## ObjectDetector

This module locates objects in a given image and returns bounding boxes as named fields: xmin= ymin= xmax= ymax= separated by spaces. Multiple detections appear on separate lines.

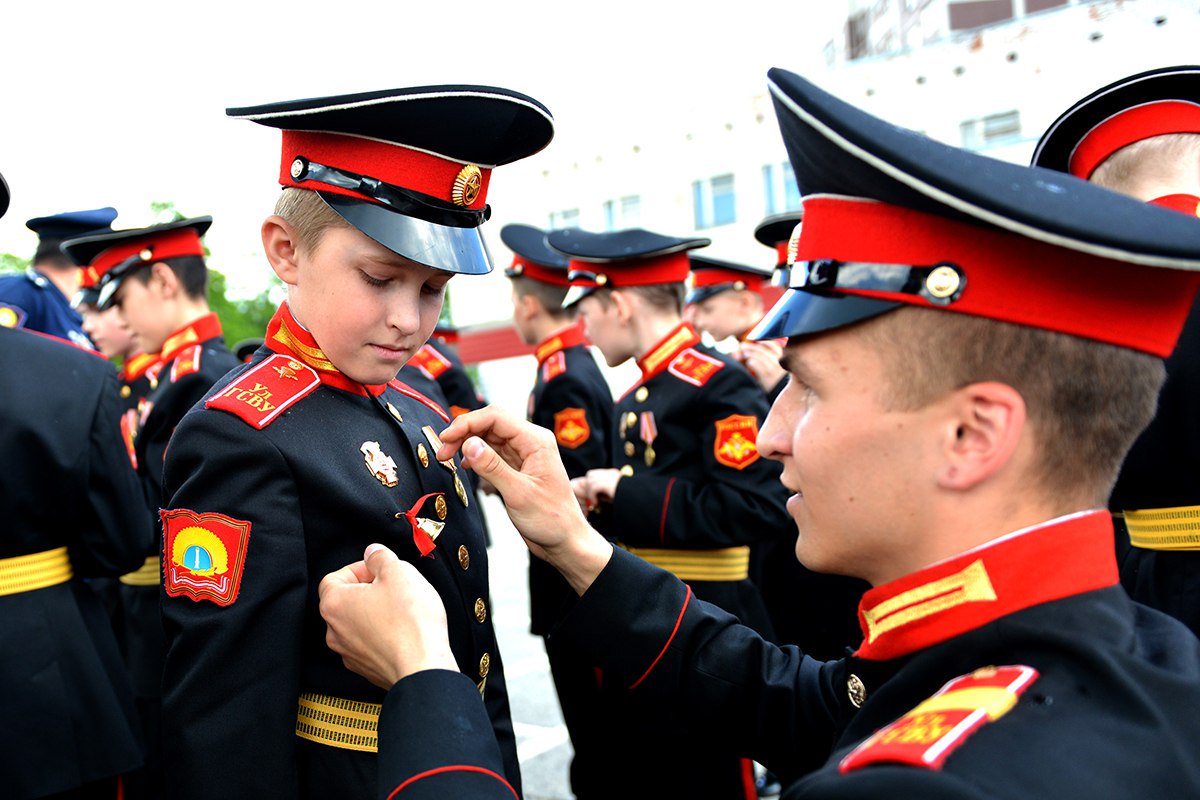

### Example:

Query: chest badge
xmin=397 ymin=492 xmax=447 ymax=558
xmin=422 ymin=425 xmax=457 ymax=473
xmin=639 ymin=412 xmax=658 ymax=467
xmin=361 ymin=441 xmax=399 ymax=488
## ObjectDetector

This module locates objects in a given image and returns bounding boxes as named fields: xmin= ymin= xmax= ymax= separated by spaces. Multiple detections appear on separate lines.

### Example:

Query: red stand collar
xmin=534 ymin=322 xmax=588 ymax=365
xmin=160 ymin=313 xmax=223 ymax=364
xmin=635 ymin=322 xmax=701 ymax=381
xmin=855 ymin=511 xmax=1118 ymax=661
xmin=265 ymin=303 xmax=387 ymax=397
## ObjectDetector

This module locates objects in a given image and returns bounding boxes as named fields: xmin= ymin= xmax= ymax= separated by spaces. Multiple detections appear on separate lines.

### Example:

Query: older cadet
xmin=158 ymin=85 xmax=553 ymax=799
xmin=502 ymin=222 xmax=613 ymax=797
xmin=322 ymin=67 xmax=1200 ymax=799
xmin=554 ymin=226 xmax=786 ymax=799
xmin=1031 ymin=65 xmax=1200 ymax=637
xmin=0 ymin=206 xmax=116 ymax=347
xmin=0 ymin=176 xmax=147 ymax=799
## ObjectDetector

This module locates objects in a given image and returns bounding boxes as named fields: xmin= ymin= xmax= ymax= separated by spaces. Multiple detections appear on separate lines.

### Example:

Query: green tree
xmin=0 ymin=252 xmax=29 ymax=275
xmin=208 ymin=270 xmax=279 ymax=349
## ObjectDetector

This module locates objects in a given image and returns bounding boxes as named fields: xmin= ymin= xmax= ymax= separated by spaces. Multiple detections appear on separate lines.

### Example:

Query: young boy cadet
xmin=0 ymin=176 xmax=148 ymax=800
xmin=554 ymin=226 xmax=787 ymax=799
xmin=319 ymin=67 xmax=1200 ymax=800
xmin=502 ymin=221 xmax=613 ymax=797
xmin=63 ymin=216 xmax=240 ymax=799
xmin=1031 ymin=65 xmax=1200 ymax=637
xmin=157 ymin=85 xmax=553 ymax=799
xmin=0 ymin=206 xmax=116 ymax=347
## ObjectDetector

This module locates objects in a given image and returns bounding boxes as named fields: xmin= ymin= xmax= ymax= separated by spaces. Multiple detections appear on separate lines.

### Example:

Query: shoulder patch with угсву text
xmin=838 ymin=665 xmax=1039 ymax=773
xmin=205 ymin=354 xmax=320 ymax=429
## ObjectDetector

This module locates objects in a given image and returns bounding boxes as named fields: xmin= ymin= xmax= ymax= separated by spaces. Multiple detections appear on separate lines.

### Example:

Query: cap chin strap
xmin=291 ymin=157 xmax=489 ymax=228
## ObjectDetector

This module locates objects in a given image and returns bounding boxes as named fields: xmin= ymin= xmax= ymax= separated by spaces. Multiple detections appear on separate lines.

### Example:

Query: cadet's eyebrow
xmin=780 ymin=349 xmax=817 ymax=385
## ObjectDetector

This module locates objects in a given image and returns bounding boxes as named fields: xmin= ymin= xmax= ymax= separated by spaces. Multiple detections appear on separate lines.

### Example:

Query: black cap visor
xmin=748 ymin=289 xmax=900 ymax=341
xmin=320 ymin=192 xmax=492 ymax=276
xmin=685 ymin=283 xmax=738 ymax=306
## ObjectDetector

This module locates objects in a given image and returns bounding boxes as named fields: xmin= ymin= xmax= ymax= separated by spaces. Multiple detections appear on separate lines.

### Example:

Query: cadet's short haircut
xmin=511 ymin=276 xmax=573 ymax=320
xmin=859 ymin=306 xmax=1164 ymax=506
xmin=126 ymin=254 xmax=209 ymax=300
xmin=1090 ymin=133 xmax=1200 ymax=195
xmin=587 ymin=284 xmax=685 ymax=315
xmin=32 ymin=238 xmax=72 ymax=270
xmin=274 ymin=187 xmax=352 ymax=254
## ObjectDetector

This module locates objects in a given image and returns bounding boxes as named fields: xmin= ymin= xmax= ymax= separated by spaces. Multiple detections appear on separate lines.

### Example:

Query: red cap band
xmin=798 ymin=196 xmax=1200 ymax=356
xmin=509 ymin=255 xmax=571 ymax=286
xmin=280 ymin=130 xmax=491 ymax=210
xmin=1150 ymin=193 xmax=1200 ymax=217
xmin=91 ymin=228 xmax=206 ymax=276
xmin=1069 ymin=100 xmax=1200 ymax=179
xmin=691 ymin=267 xmax=765 ymax=292
xmin=567 ymin=251 xmax=691 ymax=288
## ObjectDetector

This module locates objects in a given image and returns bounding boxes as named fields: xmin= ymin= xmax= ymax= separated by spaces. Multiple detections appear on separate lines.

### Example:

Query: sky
xmin=0 ymin=1 xmax=838 ymax=299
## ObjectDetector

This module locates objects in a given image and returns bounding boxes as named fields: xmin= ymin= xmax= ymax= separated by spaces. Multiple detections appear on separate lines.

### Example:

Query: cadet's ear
xmin=610 ymin=288 xmax=636 ymax=323
xmin=261 ymin=215 xmax=302 ymax=286
xmin=148 ymin=262 xmax=180 ymax=298
xmin=936 ymin=381 xmax=1026 ymax=491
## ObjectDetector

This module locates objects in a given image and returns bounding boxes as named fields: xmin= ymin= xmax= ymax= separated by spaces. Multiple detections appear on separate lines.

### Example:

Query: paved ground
xmin=483 ymin=492 xmax=575 ymax=800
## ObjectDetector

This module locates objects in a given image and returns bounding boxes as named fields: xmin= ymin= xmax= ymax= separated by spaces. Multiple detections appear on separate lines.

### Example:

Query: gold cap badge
xmin=451 ymin=164 xmax=482 ymax=207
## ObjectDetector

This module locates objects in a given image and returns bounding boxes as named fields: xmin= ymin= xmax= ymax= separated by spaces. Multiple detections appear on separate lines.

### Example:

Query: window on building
xmin=693 ymin=174 xmax=736 ymax=229
xmin=959 ymin=110 xmax=1021 ymax=150
xmin=603 ymin=195 xmax=642 ymax=231
xmin=549 ymin=208 xmax=580 ymax=229
xmin=948 ymin=0 xmax=1015 ymax=31
xmin=763 ymin=162 xmax=802 ymax=216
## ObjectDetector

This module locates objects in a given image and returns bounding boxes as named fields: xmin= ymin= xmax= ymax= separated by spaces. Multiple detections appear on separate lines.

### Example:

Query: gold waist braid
xmin=296 ymin=679 xmax=490 ymax=753
xmin=0 ymin=547 xmax=73 ymax=596
xmin=622 ymin=545 xmax=750 ymax=581
xmin=119 ymin=555 xmax=161 ymax=586
xmin=296 ymin=693 xmax=381 ymax=753
xmin=1122 ymin=505 xmax=1200 ymax=551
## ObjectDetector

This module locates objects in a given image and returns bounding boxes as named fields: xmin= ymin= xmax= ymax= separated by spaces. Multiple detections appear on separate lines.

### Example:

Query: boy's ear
xmin=935 ymin=381 xmax=1026 ymax=492
xmin=610 ymin=288 xmax=635 ymax=323
xmin=148 ymin=261 xmax=180 ymax=298
xmin=261 ymin=215 xmax=302 ymax=286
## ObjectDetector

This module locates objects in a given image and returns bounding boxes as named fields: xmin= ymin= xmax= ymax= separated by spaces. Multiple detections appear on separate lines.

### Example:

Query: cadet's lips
xmin=370 ymin=343 xmax=409 ymax=362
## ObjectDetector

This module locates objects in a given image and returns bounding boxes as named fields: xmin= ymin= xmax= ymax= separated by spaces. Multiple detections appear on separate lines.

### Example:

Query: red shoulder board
xmin=161 ymin=508 xmax=252 ymax=607
xmin=388 ymin=379 xmax=452 ymax=423
xmin=554 ymin=407 xmax=591 ymax=449
xmin=205 ymin=354 xmax=320 ymax=430
xmin=541 ymin=351 xmax=567 ymax=383
xmin=839 ymin=665 xmax=1039 ymax=773
xmin=667 ymin=347 xmax=724 ymax=387
xmin=169 ymin=345 xmax=203 ymax=382
xmin=713 ymin=414 xmax=761 ymax=470
xmin=411 ymin=344 xmax=453 ymax=380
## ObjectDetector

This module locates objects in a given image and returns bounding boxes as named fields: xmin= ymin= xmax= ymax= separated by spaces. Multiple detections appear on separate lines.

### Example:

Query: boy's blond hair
xmin=274 ymin=188 xmax=352 ymax=254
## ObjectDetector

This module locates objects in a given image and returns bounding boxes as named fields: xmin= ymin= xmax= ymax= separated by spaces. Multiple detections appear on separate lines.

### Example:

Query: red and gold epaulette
xmin=169 ymin=345 xmax=203 ymax=382
xmin=667 ymin=347 xmax=724 ymax=387
xmin=205 ymin=354 xmax=320 ymax=430
xmin=410 ymin=344 xmax=453 ymax=380
xmin=839 ymin=665 xmax=1038 ymax=773
xmin=388 ymin=379 xmax=451 ymax=423
xmin=541 ymin=350 xmax=567 ymax=383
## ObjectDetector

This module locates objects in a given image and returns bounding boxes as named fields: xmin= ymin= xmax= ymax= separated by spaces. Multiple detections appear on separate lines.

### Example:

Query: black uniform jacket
xmin=160 ymin=302 xmax=518 ymax=799
xmin=122 ymin=314 xmax=240 ymax=697
xmin=381 ymin=510 xmax=1200 ymax=798
xmin=377 ymin=670 xmax=519 ymax=800
xmin=527 ymin=323 xmax=612 ymax=635
xmin=1110 ymin=297 xmax=1200 ymax=636
xmin=597 ymin=322 xmax=788 ymax=634
xmin=0 ymin=326 xmax=146 ymax=798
